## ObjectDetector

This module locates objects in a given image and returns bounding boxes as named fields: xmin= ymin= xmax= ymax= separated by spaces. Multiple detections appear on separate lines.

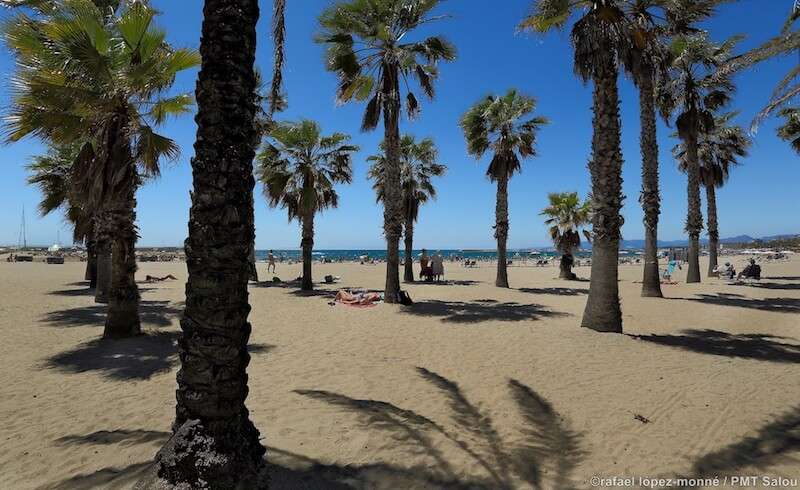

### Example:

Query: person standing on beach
xmin=267 ymin=250 xmax=276 ymax=273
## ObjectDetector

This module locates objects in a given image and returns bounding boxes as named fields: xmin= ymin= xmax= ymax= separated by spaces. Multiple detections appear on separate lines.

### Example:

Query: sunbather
xmin=334 ymin=289 xmax=381 ymax=306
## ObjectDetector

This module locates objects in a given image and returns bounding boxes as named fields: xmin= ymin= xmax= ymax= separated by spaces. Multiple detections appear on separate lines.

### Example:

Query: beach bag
xmin=399 ymin=290 xmax=414 ymax=306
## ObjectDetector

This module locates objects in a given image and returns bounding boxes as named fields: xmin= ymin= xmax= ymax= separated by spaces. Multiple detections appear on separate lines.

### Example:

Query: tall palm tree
xmin=258 ymin=120 xmax=357 ymax=291
xmin=625 ymin=1 xmax=670 ymax=298
xmin=664 ymin=33 xmax=738 ymax=283
xmin=26 ymin=143 xmax=101 ymax=288
xmin=143 ymin=0 xmax=265 ymax=487
xmin=2 ymin=0 xmax=198 ymax=337
xmin=522 ymin=1 xmax=630 ymax=332
xmin=368 ymin=135 xmax=446 ymax=282
xmin=675 ymin=112 xmax=750 ymax=276
xmin=317 ymin=0 xmax=455 ymax=303
xmin=460 ymin=89 xmax=548 ymax=288
xmin=541 ymin=192 xmax=592 ymax=280
xmin=624 ymin=0 xmax=730 ymax=296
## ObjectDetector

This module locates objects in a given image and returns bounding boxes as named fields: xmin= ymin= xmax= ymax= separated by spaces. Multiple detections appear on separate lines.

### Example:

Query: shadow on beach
xmin=43 ymin=300 xmax=183 ymax=329
xmin=289 ymin=367 xmax=585 ymax=489
xmin=403 ymin=300 xmax=569 ymax=324
xmin=675 ymin=405 xmax=800 ymax=488
xmin=675 ymin=294 xmax=800 ymax=314
xmin=629 ymin=329 xmax=800 ymax=364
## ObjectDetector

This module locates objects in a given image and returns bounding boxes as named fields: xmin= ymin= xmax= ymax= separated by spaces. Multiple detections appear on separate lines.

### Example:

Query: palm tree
xmin=663 ymin=33 xmax=738 ymax=283
xmin=625 ymin=1 xmax=670 ymax=298
xmin=258 ymin=120 xmax=357 ymax=291
xmin=143 ymin=0 xmax=266 ymax=487
xmin=778 ymin=107 xmax=800 ymax=153
xmin=623 ymin=0 xmax=730 ymax=296
xmin=3 ymin=0 xmax=198 ymax=337
xmin=460 ymin=89 xmax=548 ymax=288
xmin=541 ymin=192 xmax=592 ymax=280
xmin=674 ymin=112 xmax=751 ymax=276
xmin=521 ymin=1 xmax=630 ymax=332
xmin=268 ymin=0 xmax=286 ymax=119
xmin=317 ymin=0 xmax=455 ymax=303
xmin=718 ymin=7 xmax=799 ymax=154
xmin=26 ymin=143 xmax=101 ymax=288
xmin=368 ymin=135 xmax=446 ymax=282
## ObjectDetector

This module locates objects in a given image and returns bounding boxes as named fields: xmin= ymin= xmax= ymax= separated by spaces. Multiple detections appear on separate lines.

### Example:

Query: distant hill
xmin=611 ymin=233 xmax=798 ymax=249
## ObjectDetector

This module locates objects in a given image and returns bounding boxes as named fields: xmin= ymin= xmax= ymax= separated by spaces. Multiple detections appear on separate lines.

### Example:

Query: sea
xmin=253 ymin=249 xmax=629 ymax=262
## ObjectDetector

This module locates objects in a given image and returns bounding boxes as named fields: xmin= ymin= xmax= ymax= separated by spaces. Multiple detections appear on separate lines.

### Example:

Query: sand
xmin=0 ymin=255 xmax=798 ymax=489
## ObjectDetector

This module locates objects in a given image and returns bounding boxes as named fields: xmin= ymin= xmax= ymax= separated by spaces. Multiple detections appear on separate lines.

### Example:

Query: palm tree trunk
xmin=94 ymin=213 xmax=112 ymax=304
xmin=143 ymin=1 xmax=265 ymax=487
xmin=301 ymin=213 xmax=314 ymax=291
xmin=103 ymin=182 xmax=141 ymax=339
xmin=685 ymin=128 xmax=703 ymax=283
xmin=86 ymin=231 xmax=98 ymax=289
xmin=638 ymin=69 xmax=664 ymax=298
xmin=581 ymin=55 xmax=623 ymax=333
xmin=559 ymin=252 xmax=574 ymax=280
xmin=382 ymin=63 xmax=403 ymax=303
xmin=403 ymin=215 xmax=414 ymax=283
xmin=495 ymin=172 xmax=509 ymax=288
xmin=706 ymin=182 xmax=719 ymax=277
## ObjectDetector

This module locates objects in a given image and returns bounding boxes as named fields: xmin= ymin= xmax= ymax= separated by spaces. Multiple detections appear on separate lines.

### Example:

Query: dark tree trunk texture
xmin=495 ymin=172 xmax=510 ymax=288
xmin=684 ymin=127 xmax=703 ymax=284
xmin=559 ymin=252 xmax=575 ymax=280
xmin=85 ymin=231 xmax=98 ymax=289
xmin=94 ymin=213 xmax=112 ymax=304
xmin=382 ymin=63 xmax=403 ymax=303
xmin=581 ymin=54 xmax=624 ymax=333
xmin=142 ymin=0 xmax=265 ymax=487
xmin=637 ymin=69 xmax=664 ymax=298
xmin=104 ymin=175 xmax=141 ymax=339
xmin=102 ymin=114 xmax=141 ymax=339
xmin=706 ymin=182 xmax=719 ymax=277
xmin=403 ymin=214 xmax=414 ymax=283
xmin=301 ymin=213 xmax=314 ymax=291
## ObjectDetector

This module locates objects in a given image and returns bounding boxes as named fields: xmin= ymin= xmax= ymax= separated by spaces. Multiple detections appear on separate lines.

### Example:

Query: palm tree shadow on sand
xmin=629 ymin=329 xmax=800 ymax=364
xmin=286 ymin=367 xmax=585 ymax=489
xmin=671 ymin=405 xmax=800 ymax=488
xmin=402 ymin=300 xmax=569 ymax=324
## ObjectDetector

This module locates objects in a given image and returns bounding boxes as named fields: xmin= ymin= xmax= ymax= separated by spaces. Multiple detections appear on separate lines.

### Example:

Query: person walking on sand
xmin=267 ymin=250 xmax=276 ymax=274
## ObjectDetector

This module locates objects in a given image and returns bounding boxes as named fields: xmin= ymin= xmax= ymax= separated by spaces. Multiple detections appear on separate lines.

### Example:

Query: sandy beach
xmin=0 ymin=256 xmax=798 ymax=489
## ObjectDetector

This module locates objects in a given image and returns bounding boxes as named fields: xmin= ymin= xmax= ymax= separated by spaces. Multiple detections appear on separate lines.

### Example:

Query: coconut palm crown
xmin=258 ymin=119 xmax=357 ymax=290
xmin=317 ymin=0 xmax=455 ymax=303
xmin=2 ymin=0 xmax=199 ymax=336
xmin=461 ymin=89 xmax=548 ymax=288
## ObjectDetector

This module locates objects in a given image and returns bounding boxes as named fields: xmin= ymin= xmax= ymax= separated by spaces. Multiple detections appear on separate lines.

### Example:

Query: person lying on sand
xmin=145 ymin=274 xmax=177 ymax=283
xmin=333 ymin=289 xmax=381 ymax=307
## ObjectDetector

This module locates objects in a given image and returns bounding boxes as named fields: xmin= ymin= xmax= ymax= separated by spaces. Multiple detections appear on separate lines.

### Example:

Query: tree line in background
xmin=1 ymin=0 xmax=797 ymax=487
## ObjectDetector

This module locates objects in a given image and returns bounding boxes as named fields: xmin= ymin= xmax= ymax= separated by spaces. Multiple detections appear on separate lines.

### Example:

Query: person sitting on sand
xmin=431 ymin=252 xmax=444 ymax=282
xmin=145 ymin=274 xmax=177 ymax=283
xmin=738 ymin=259 xmax=761 ymax=280
xmin=267 ymin=250 xmax=276 ymax=273
xmin=715 ymin=262 xmax=736 ymax=280
xmin=334 ymin=289 xmax=381 ymax=306
xmin=420 ymin=249 xmax=433 ymax=281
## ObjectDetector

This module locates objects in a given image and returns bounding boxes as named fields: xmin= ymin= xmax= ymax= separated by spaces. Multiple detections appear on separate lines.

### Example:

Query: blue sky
xmin=0 ymin=0 xmax=797 ymax=249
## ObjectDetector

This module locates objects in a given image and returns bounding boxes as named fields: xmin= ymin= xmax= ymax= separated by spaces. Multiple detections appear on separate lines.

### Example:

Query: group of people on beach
xmin=419 ymin=249 xmax=445 ymax=282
